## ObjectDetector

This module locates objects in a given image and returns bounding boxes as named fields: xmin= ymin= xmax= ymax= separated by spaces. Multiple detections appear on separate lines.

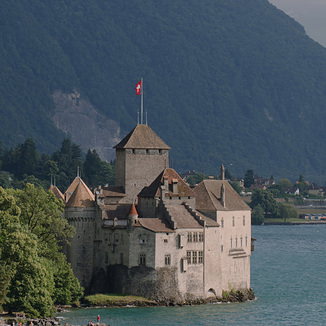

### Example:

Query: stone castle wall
xmin=65 ymin=207 xmax=95 ymax=291
xmin=115 ymin=149 xmax=169 ymax=202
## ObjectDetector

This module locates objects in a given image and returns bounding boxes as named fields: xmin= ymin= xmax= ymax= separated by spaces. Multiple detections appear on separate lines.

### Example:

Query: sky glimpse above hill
xmin=269 ymin=0 xmax=326 ymax=47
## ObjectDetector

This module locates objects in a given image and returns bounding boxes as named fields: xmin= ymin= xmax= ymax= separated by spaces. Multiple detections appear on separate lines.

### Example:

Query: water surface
xmin=57 ymin=225 xmax=326 ymax=325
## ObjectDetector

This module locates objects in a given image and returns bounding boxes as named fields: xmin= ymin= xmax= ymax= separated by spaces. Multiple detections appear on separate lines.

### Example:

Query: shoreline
xmin=0 ymin=289 xmax=255 ymax=326
xmin=264 ymin=221 xmax=326 ymax=225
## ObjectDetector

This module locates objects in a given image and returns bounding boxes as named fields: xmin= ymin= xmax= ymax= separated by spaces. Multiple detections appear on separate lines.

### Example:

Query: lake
xmin=57 ymin=225 xmax=326 ymax=325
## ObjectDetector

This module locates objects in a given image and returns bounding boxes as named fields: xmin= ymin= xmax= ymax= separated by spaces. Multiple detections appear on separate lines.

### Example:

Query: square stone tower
xmin=114 ymin=124 xmax=171 ymax=202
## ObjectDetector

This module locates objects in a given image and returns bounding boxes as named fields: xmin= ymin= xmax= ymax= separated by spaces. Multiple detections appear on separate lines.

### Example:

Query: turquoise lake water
xmin=57 ymin=225 xmax=326 ymax=325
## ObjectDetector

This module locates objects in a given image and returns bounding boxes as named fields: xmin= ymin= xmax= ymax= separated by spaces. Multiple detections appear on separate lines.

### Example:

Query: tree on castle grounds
xmin=0 ymin=185 xmax=83 ymax=317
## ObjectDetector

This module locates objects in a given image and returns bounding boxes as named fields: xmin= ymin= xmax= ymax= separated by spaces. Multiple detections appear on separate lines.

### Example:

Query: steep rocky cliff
xmin=52 ymin=90 xmax=121 ymax=161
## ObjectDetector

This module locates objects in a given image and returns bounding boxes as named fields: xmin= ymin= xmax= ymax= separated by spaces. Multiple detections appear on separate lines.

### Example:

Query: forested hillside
xmin=1 ymin=0 xmax=326 ymax=182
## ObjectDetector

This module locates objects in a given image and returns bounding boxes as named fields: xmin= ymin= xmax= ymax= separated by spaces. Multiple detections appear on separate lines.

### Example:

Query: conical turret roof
xmin=114 ymin=124 xmax=171 ymax=150
xmin=66 ymin=181 xmax=95 ymax=208
xmin=48 ymin=185 xmax=64 ymax=201
xmin=128 ymin=203 xmax=138 ymax=216
xmin=64 ymin=176 xmax=94 ymax=203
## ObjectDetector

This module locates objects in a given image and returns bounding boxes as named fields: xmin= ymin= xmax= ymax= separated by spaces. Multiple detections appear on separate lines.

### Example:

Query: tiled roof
xmin=101 ymin=204 xmax=133 ymax=220
xmin=194 ymin=180 xmax=250 ymax=211
xmin=166 ymin=205 xmax=218 ymax=228
xmin=138 ymin=168 xmax=196 ymax=198
xmin=66 ymin=182 xmax=95 ymax=208
xmin=114 ymin=124 xmax=171 ymax=150
xmin=65 ymin=177 xmax=94 ymax=202
xmin=48 ymin=185 xmax=64 ymax=201
xmin=138 ymin=217 xmax=174 ymax=233
xmin=167 ymin=205 xmax=203 ymax=228
xmin=97 ymin=186 xmax=126 ymax=198
xmin=128 ymin=204 xmax=138 ymax=216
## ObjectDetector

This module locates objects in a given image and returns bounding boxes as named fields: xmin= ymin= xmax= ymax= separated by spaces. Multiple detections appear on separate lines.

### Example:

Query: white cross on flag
xmin=135 ymin=80 xmax=142 ymax=95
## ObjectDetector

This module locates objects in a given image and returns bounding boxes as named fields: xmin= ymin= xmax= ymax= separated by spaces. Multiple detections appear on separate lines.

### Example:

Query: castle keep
xmin=59 ymin=124 xmax=252 ymax=303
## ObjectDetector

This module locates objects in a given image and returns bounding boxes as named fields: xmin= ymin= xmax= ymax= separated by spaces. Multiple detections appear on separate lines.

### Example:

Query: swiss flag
xmin=135 ymin=80 xmax=142 ymax=95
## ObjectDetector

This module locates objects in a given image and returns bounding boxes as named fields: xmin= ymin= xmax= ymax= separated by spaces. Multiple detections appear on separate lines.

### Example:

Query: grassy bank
xmin=83 ymin=294 xmax=157 ymax=307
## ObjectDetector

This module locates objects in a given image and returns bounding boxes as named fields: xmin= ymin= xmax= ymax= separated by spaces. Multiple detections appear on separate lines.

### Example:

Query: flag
xmin=135 ymin=80 xmax=142 ymax=95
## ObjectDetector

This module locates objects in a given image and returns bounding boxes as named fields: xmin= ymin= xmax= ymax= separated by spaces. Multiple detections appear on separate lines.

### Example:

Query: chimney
xmin=220 ymin=164 xmax=225 ymax=180
xmin=163 ymin=176 xmax=169 ymax=192
xmin=221 ymin=183 xmax=226 ymax=207
xmin=172 ymin=179 xmax=178 ymax=194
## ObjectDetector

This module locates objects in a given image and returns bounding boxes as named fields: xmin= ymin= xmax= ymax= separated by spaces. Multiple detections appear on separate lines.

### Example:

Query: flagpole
xmin=141 ymin=77 xmax=143 ymax=124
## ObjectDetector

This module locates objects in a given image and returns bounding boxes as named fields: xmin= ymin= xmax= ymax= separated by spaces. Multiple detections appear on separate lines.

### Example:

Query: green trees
xmin=278 ymin=178 xmax=292 ymax=192
xmin=276 ymin=203 xmax=299 ymax=223
xmin=84 ymin=149 xmax=114 ymax=189
xmin=0 ymin=138 xmax=115 ymax=191
xmin=251 ymin=205 xmax=265 ymax=225
xmin=3 ymin=0 xmax=326 ymax=180
xmin=244 ymin=169 xmax=254 ymax=189
xmin=0 ymin=185 xmax=83 ymax=317
xmin=186 ymin=173 xmax=206 ymax=187
xmin=229 ymin=181 xmax=241 ymax=194
xmin=250 ymin=187 xmax=299 ymax=222
xmin=250 ymin=188 xmax=277 ymax=217
xmin=296 ymin=175 xmax=309 ymax=196
xmin=52 ymin=139 xmax=84 ymax=190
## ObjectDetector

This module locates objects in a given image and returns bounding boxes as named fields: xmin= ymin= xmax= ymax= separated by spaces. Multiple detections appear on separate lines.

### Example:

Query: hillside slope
xmin=1 ymin=0 xmax=326 ymax=181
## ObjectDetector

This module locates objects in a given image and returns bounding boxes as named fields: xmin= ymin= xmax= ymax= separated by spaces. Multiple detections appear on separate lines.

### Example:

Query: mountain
xmin=1 ymin=0 xmax=326 ymax=182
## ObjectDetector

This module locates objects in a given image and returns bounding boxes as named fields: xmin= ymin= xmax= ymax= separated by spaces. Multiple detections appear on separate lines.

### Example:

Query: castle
xmin=56 ymin=124 xmax=252 ymax=303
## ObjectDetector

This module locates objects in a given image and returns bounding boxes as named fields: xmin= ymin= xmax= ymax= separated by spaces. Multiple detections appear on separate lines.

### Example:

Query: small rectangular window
xmin=232 ymin=216 xmax=235 ymax=227
xmin=187 ymin=251 xmax=192 ymax=264
xmin=165 ymin=254 xmax=171 ymax=265
xmin=139 ymin=254 xmax=146 ymax=265
xmin=187 ymin=232 xmax=192 ymax=242
xmin=182 ymin=258 xmax=188 ymax=272
xmin=192 ymin=251 xmax=197 ymax=264
xmin=198 ymin=251 xmax=203 ymax=264
xmin=243 ymin=215 xmax=245 ymax=226
xmin=199 ymin=232 xmax=204 ymax=242
xmin=178 ymin=234 xmax=184 ymax=248
xmin=193 ymin=232 xmax=198 ymax=242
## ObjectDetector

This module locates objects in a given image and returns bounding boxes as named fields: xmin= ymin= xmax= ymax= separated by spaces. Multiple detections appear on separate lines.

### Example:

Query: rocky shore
xmin=0 ymin=318 xmax=109 ymax=326
xmin=0 ymin=289 xmax=255 ymax=326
